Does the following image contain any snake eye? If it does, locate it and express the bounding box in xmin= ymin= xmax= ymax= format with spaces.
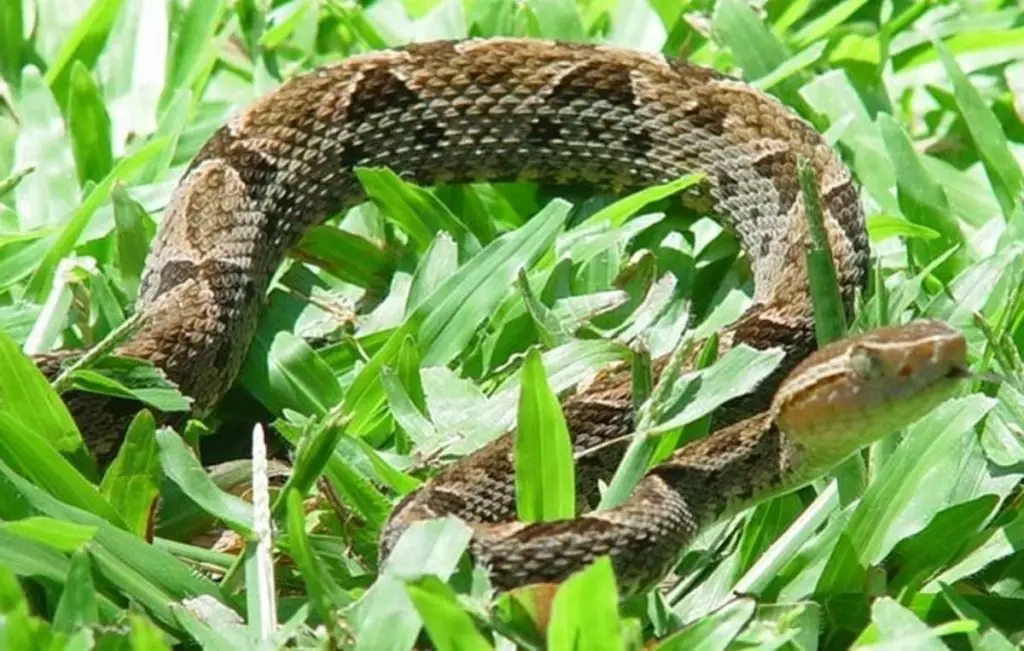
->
xmin=849 ymin=344 xmax=885 ymax=379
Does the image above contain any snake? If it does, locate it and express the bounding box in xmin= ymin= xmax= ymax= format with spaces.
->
xmin=29 ymin=38 xmax=969 ymax=597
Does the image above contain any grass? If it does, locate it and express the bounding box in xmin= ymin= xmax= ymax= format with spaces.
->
xmin=1 ymin=0 xmax=1023 ymax=648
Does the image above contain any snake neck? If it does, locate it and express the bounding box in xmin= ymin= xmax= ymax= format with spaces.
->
xmin=650 ymin=412 xmax=805 ymax=524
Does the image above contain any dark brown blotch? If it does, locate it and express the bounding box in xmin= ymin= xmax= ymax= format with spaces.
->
xmin=681 ymin=99 xmax=729 ymax=137
xmin=750 ymin=148 xmax=798 ymax=218
xmin=154 ymin=259 xmax=199 ymax=297
xmin=668 ymin=59 xmax=732 ymax=88
xmin=187 ymin=126 xmax=237 ymax=173
xmin=548 ymin=59 xmax=639 ymax=110
xmin=346 ymin=66 xmax=422 ymax=122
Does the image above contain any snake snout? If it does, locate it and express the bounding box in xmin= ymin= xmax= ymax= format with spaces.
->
xmin=770 ymin=320 xmax=969 ymax=463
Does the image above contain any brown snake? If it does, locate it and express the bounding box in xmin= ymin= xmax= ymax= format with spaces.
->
xmin=30 ymin=38 xmax=968 ymax=597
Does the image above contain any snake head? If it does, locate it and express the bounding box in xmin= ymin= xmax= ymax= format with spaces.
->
xmin=770 ymin=320 xmax=969 ymax=468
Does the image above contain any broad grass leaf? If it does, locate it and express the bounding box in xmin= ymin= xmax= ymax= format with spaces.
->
xmin=713 ymin=0 xmax=802 ymax=106
xmin=156 ymin=428 xmax=254 ymax=535
xmin=791 ymin=0 xmax=869 ymax=47
xmin=547 ymin=557 xmax=622 ymax=651
xmin=69 ymin=356 xmax=191 ymax=413
xmin=867 ymin=213 xmax=941 ymax=243
xmin=407 ymin=232 xmax=459 ymax=314
xmin=0 ymin=412 xmax=122 ymax=524
xmin=14 ymin=68 xmax=78 ymax=228
xmin=517 ymin=268 xmax=570 ymax=347
xmin=649 ymin=344 xmax=784 ymax=436
xmin=52 ymin=549 xmax=99 ymax=635
xmin=930 ymin=506 xmax=1024 ymax=590
xmin=816 ymin=394 xmax=996 ymax=597
xmin=878 ymin=114 xmax=968 ymax=279
xmin=259 ymin=0 xmax=317 ymax=49
xmin=523 ymin=0 xmax=585 ymax=40
xmin=935 ymin=39 xmax=1024 ymax=219
xmin=284 ymin=488 xmax=351 ymax=622
xmin=356 ymin=167 xmax=474 ymax=251
xmin=418 ymin=199 xmax=572 ymax=366
xmin=515 ymin=347 xmax=575 ymax=522
xmin=857 ymin=597 xmax=959 ymax=650
xmin=0 ymin=517 xmax=96 ymax=553
xmin=0 ymin=0 xmax=22 ymax=87
xmin=138 ymin=88 xmax=192 ymax=184
xmin=0 ymin=330 xmax=85 ymax=455
xmin=111 ymin=184 xmax=152 ymax=298
xmin=0 ymin=458 xmax=221 ymax=625
xmin=42 ymin=0 xmax=125 ymax=108
xmin=67 ymin=62 xmax=113 ymax=186
xmin=799 ymin=160 xmax=849 ymax=343
xmin=383 ymin=369 xmax=437 ymax=446
xmin=581 ymin=174 xmax=703 ymax=228
xmin=129 ymin=613 xmax=174 ymax=650
xmin=405 ymin=576 xmax=492 ymax=651
xmin=353 ymin=517 xmax=472 ymax=651
xmin=936 ymin=583 xmax=1018 ymax=651
xmin=449 ymin=339 xmax=631 ymax=454
xmin=658 ymin=597 xmax=756 ymax=650
xmin=294 ymin=224 xmax=393 ymax=291
xmin=321 ymin=439 xmax=393 ymax=536
xmin=99 ymin=410 xmax=162 ymax=537
xmin=343 ymin=200 xmax=572 ymax=437
xmin=240 ymin=329 xmax=343 ymax=417
xmin=163 ymin=0 xmax=226 ymax=108
xmin=0 ymin=526 xmax=72 ymax=586
xmin=751 ymin=41 xmax=827 ymax=92
xmin=888 ymin=496 xmax=999 ymax=595
xmin=25 ymin=136 xmax=169 ymax=300
xmin=598 ymin=344 xmax=782 ymax=512
xmin=800 ymin=71 xmax=898 ymax=213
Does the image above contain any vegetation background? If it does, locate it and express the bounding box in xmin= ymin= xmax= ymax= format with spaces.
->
xmin=0 ymin=0 xmax=1023 ymax=648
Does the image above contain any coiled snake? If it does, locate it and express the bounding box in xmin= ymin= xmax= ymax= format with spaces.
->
xmin=32 ymin=39 xmax=968 ymax=597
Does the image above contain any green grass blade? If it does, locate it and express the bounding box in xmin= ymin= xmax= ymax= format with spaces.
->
xmin=797 ymin=158 xmax=848 ymax=343
xmin=98 ymin=410 xmax=161 ymax=537
xmin=356 ymin=167 xmax=475 ymax=251
xmin=67 ymin=61 xmax=113 ymax=186
xmin=878 ymin=114 xmax=968 ymax=280
xmin=657 ymin=597 xmax=756 ymax=650
xmin=515 ymin=347 xmax=575 ymax=522
xmin=163 ymin=0 xmax=226 ymax=109
xmin=934 ymin=38 xmax=1024 ymax=219
xmin=0 ymin=412 xmax=123 ymax=525
xmin=25 ymin=136 xmax=169 ymax=300
xmin=405 ymin=576 xmax=493 ymax=651
xmin=0 ymin=330 xmax=86 ymax=456
xmin=284 ymin=488 xmax=352 ymax=622
xmin=816 ymin=395 xmax=996 ymax=597
xmin=581 ymin=173 xmax=703 ymax=228
xmin=295 ymin=224 xmax=393 ymax=291
xmin=43 ymin=0 xmax=126 ymax=109
xmin=546 ymin=557 xmax=622 ymax=651
xmin=0 ymin=0 xmax=23 ymax=88
xmin=155 ymin=428 xmax=255 ymax=536
xmin=52 ymin=549 xmax=99 ymax=635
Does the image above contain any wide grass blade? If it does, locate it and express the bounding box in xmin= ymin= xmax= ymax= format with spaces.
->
xmin=515 ymin=347 xmax=575 ymax=523
xmin=546 ymin=557 xmax=622 ymax=651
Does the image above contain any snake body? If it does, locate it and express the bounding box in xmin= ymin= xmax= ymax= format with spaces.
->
xmin=33 ymin=39 xmax=967 ymax=596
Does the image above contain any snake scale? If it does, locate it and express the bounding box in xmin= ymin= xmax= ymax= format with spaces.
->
xmin=32 ymin=38 xmax=969 ymax=597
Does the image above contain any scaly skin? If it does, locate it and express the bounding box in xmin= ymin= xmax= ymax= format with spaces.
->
xmin=29 ymin=39 xmax=954 ymax=596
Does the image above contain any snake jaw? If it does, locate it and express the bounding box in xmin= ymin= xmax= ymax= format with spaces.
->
xmin=770 ymin=320 xmax=969 ymax=469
